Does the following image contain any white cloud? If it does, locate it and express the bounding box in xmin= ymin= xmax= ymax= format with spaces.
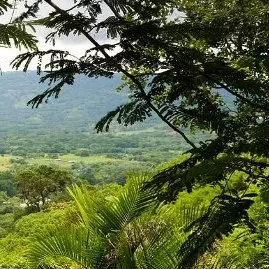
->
xmin=0 ymin=27 xmax=92 ymax=71
xmin=0 ymin=0 xmax=114 ymax=71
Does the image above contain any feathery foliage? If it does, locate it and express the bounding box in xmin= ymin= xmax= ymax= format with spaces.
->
xmin=0 ymin=23 xmax=37 ymax=50
xmin=0 ymin=0 xmax=37 ymax=50
xmin=27 ymin=174 xmax=210 ymax=269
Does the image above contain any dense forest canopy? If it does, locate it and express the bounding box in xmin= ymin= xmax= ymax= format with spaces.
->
xmin=0 ymin=0 xmax=269 ymax=268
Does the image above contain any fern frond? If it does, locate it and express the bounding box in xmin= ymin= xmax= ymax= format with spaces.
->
xmin=0 ymin=23 xmax=37 ymax=50
xmin=91 ymin=174 xmax=157 ymax=235
xmin=11 ymin=49 xmax=70 ymax=71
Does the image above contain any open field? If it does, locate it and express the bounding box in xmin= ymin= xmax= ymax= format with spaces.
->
xmin=0 ymin=156 xmax=12 ymax=171
xmin=0 ymin=154 xmax=140 ymax=171
xmin=27 ymin=154 xmax=139 ymax=167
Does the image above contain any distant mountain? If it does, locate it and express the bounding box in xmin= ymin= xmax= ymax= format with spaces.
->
xmin=0 ymin=71 xmax=127 ymax=134
xmin=0 ymin=71 xmax=235 ymax=156
xmin=0 ymin=72 xmax=235 ymax=134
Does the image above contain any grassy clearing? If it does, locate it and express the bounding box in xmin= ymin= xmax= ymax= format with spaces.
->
xmin=114 ymin=127 xmax=157 ymax=136
xmin=0 ymin=156 xmax=12 ymax=171
xmin=0 ymin=154 xmax=137 ymax=171
xmin=27 ymin=154 xmax=126 ymax=168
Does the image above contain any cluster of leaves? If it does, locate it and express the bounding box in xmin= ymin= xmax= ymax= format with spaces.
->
xmin=13 ymin=165 xmax=73 ymax=210
xmin=0 ymin=0 xmax=37 ymax=51
xmin=10 ymin=0 xmax=269 ymax=197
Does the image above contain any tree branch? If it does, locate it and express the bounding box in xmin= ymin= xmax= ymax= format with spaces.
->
xmin=43 ymin=0 xmax=197 ymax=149
xmin=202 ymin=73 xmax=269 ymax=112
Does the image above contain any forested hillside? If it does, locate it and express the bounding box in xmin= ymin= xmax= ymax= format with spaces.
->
xmin=0 ymin=71 xmax=210 ymax=184
xmin=0 ymin=71 xmax=233 ymax=156
xmin=0 ymin=71 xmax=124 ymax=132
xmin=0 ymin=71 xmax=191 ymax=157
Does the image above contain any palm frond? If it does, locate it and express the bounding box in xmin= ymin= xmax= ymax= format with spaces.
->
xmin=91 ymin=174 xmax=157 ymax=235
xmin=67 ymin=184 xmax=97 ymax=225
xmin=27 ymin=175 xmax=222 ymax=269
xmin=68 ymin=174 xmax=157 ymax=235
xmin=28 ymin=228 xmax=107 ymax=269
xmin=134 ymin=223 xmax=181 ymax=269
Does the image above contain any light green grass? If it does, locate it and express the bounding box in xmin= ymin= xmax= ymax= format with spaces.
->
xmin=0 ymin=154 xmax=138 ymax=171
xmin=0 ymin=156 xmax=12 ymax=171
xmin=114 ymin=127 xmax=157 ymax=136
xmin=27 ymin=154 xmax=125 ymax=168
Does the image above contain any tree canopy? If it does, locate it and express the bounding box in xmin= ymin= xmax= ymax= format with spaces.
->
xmin=13 ymin=165 xmax=73 ymax=210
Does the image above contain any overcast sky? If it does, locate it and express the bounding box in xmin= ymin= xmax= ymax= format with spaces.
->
xmin=0 ymin=0 xmax=112 ymax=71
xmin=0 ymin=32 xmax=92 ymax=71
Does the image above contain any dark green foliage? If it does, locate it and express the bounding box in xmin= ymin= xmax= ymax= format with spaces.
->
xmin=178 ymin=194 xmax=255 ymax=269
xmin=0 ymin=23 xmax=37 ymax=50
xmin=150 ymin=154 xmax=269 ymax=201
xmin=10 ymin=0 xmax=269 ymax=199
xmin=96 ymin=100 xmax=152 ymax=132
xmin=0 ymin=0 xmax=37 ymax=51
xmin=0 ymin=171 xmax=17 ymax=196
xmin=0 ymin=0 xmax=11 ymax=16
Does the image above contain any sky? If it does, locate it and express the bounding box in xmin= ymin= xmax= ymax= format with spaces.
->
xmin=0 ymin=0 xmax=112 ymax=71
xmin=0 ymin=31 xmax=91 ymax=71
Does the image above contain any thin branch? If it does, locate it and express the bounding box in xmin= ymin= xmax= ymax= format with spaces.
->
xmin=103 ymin=0 xmax=122 ymax=19
xmin=202 ymin=73 xmax=269 ymax=112
xmin=66 ymin=3 xmax=80 ymax=12
xmin=66 ymin=53 xmax=81 ymax=61
xmin=9 ymin=0 xmax=17 ymax=23
xmin=123 ymin=72 xmax=197 ymax=148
